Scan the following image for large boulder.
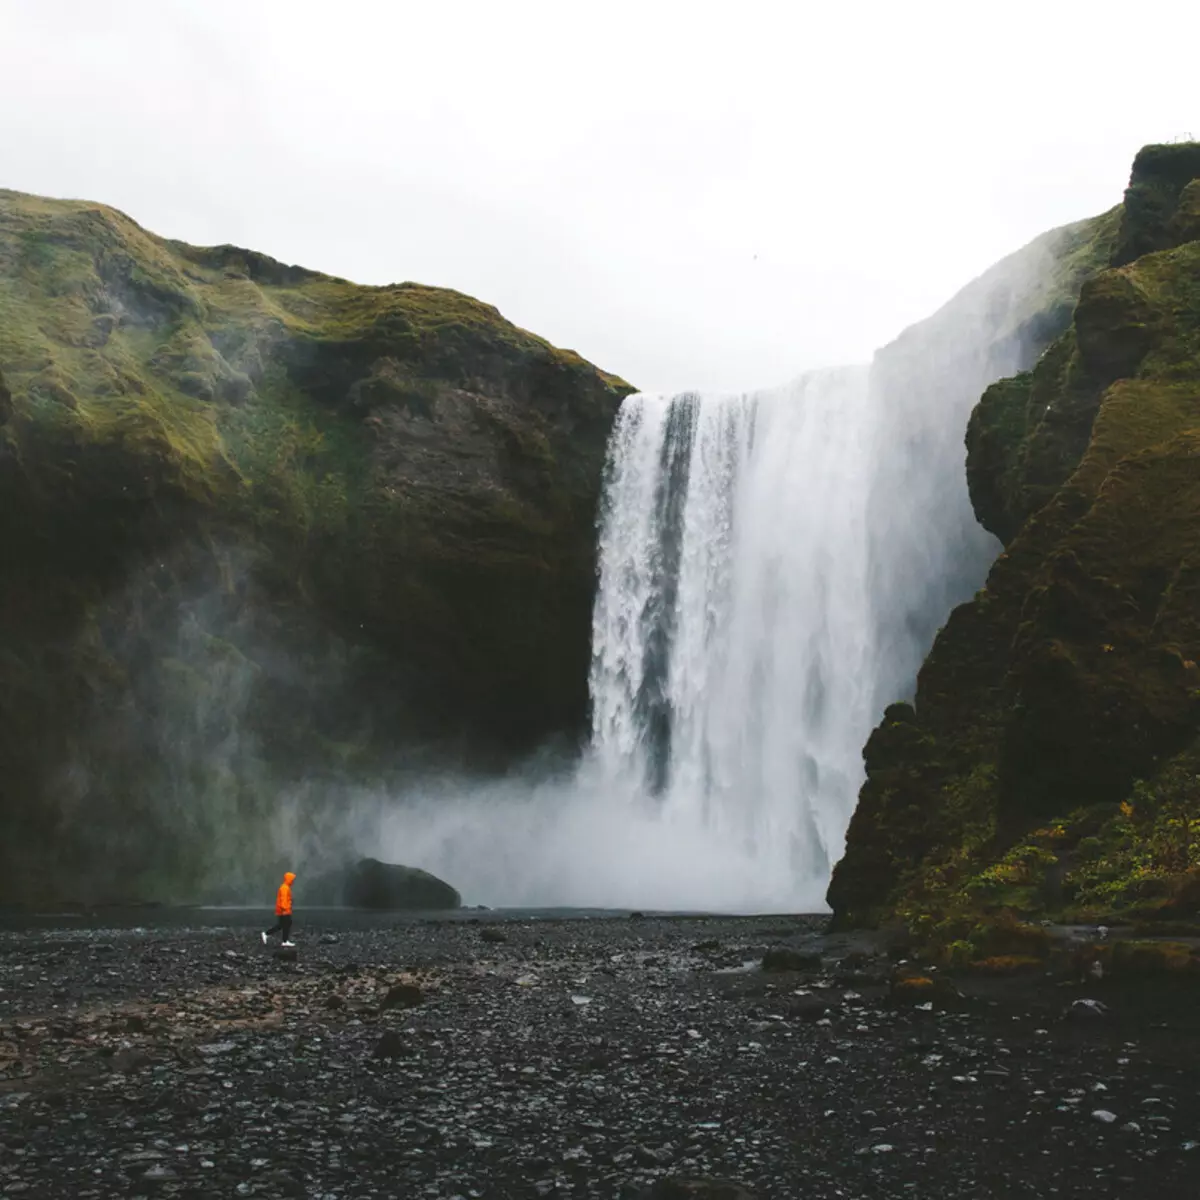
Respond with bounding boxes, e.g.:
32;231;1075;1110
308;857;461;910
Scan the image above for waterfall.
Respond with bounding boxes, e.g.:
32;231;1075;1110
368;233;1076;910
367;354;1004;911
588;370;876;893
367;368;901;912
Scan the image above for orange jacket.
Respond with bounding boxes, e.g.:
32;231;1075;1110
275;872;295;916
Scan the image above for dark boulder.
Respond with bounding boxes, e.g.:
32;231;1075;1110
380;982;424;1011
372;1031;408;1060
307;857;461;910
761;947;822;972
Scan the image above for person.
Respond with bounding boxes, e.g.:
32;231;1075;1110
262;871;296;947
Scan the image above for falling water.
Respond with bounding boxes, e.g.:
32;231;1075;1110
370;369;890;912
589;370;877;895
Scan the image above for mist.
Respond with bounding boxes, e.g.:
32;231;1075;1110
1;1;1195;393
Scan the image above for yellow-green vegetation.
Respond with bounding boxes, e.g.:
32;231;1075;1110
830;144;1200;952
0;188;632;904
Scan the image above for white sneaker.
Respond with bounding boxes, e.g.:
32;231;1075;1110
261;931;268;945
282;941;295;947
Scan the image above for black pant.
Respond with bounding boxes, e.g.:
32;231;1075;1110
265;914;293;940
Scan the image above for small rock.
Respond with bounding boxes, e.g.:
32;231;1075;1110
372;1031;408;1060
762;947;822;972
1092;1109;1118;1124
380;983;423;1010
319;934;340;945
636;1145;676;1166
112;1049;152;1073
787;995;832;1023
481;928;508;944
324;994;345;1010
1067;998;1109;1021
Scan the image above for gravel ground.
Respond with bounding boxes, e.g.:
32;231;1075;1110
2;912;1199;1199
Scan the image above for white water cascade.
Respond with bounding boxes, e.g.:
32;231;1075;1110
587;372;877;899
370;367;933;913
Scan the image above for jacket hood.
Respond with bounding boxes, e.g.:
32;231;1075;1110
283;872;296;884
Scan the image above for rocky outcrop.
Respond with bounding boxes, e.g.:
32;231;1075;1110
0;190;632;905
830;143;1200;942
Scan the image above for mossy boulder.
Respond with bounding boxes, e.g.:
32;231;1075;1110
1114;142;1200;266
830;143;1200;942
0;189;632;904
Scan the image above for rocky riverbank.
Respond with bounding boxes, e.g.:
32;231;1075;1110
2;913;1199;1198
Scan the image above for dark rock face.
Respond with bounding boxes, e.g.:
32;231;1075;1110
1113;141;1200;265
307;858;461;911
831;143;1200;937
0;189;632;905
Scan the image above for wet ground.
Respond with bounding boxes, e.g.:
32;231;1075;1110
2;910;1200;1198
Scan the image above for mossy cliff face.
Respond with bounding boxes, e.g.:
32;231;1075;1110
829;144;1200;942
0;190;632;904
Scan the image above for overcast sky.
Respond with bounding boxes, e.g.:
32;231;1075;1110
1;1;1195;393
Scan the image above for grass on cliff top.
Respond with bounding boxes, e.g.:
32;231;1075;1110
0;187;630;529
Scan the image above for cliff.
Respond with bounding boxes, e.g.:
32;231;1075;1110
0;190;632;904
829;143;1200;950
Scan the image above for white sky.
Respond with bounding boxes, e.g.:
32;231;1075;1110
1;0;1196;393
